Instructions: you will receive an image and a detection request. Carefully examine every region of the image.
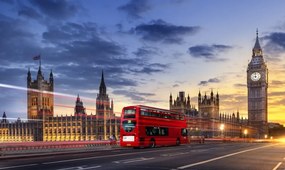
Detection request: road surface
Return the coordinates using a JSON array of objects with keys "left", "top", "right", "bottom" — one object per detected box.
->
[{"left": 1, "top": 142, "right": 285, "bottom": 170}]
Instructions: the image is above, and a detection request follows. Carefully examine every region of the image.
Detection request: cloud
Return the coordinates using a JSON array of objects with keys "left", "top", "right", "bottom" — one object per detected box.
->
[
  {"left": 263, "top": 32, "right": 285, "bottom": 61},
  {"left": 112, "top": 89, "right": 158, "bottom": 102},
  {"left": 188, "top": 44, "right": 232, "bottom": 62},
  {"left": 0, "top": 0, "right": 14, "bottom": 5},
  {"left": 118, "top": 0, "right": 151, "bottom": 19},
  {"left": 18, "top": 5, "right": 42, "bottom": 20},
  {"left": 40, "top": 22, "right": 170, "bottom": 91},
  {"left": 270, "top": 80, "right": 285, "bottom": 88},
  {"left": 264, "top": 32, "right": 285, "bottom": 51},
  {"left": 172, "top": 84, "right": 179, "bottom": 88},
  {"left": 198, "top": 78, "right": 220, "bottom": 86},
  {"left": 0, "top": 13, "right": 40, "bottom": 65},
  {"left": 133, "top": 46, "right": 159, "bottom": 57},
  {"left": 234, "top": 83, "right": 247, "bottom": 88},
  {"left": 132, "top": 19, "right": 200, "bottom": 44},
  {"left": 30, "top": 0, "right": 78, "bottom": 20},
  {"left": 130, "top": 63, "right": 169, "bottom": 74}
]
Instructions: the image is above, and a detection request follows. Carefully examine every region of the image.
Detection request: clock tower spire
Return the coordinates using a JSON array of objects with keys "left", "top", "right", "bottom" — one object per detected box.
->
[{"left": 247, "top": 29, "right": 268, "bottom": 137}]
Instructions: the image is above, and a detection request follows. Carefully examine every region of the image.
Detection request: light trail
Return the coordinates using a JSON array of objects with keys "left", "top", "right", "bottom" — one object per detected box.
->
[
  {"left": 0, "top": 83, "right": 96, "bottom": 102},
  {"left": 0, "top": 82, "right": 122, "bottom": 116}
]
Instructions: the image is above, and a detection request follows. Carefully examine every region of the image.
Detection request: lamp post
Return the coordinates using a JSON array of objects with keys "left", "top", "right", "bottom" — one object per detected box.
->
[
  {"left": 220, "top": 124, "right": 225, "bottom": 138},
  {"left": 244, "top": 129, "right": 248, "bottom": 141}
]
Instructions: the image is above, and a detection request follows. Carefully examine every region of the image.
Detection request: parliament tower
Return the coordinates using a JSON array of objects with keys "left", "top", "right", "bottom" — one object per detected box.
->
[
  {"left": 96, "top": 71, "right": 116, "bottom": 140},
  {"left": 247, "top": 30, "right": 268, "bottom": 137},
  {"left": 27, "top": 65, "right": 54, "bottom": 120}
]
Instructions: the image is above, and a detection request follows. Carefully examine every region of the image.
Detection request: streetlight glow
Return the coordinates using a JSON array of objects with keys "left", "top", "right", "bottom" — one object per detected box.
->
[{"left": 220, "top": 124, "right": 225, "bottom": 131}]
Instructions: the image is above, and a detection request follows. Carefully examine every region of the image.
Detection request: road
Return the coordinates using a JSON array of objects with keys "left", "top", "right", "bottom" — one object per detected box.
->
[{"left": 1, "top": 142, "right": 285, "bottom": 170}]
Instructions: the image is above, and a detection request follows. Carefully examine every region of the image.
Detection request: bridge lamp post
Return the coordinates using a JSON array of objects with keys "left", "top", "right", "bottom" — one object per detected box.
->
[
  {"left": 220, "top": 124, "right": 225, "bottom": 138},
  {"left": 244, "top": 129, "right": 248, "bottom": 138}
]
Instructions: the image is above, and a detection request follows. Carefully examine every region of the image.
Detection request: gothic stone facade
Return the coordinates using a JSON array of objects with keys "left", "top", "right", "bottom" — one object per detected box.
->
[
  {"left": 247, "top": 31, "right": 268, "bottom": 137},
  {"left": 0, "top": 67, "right": 120, "bottom": 142},
  {"left": 169, "top": 91, "right": 257, "bottom": 138}
]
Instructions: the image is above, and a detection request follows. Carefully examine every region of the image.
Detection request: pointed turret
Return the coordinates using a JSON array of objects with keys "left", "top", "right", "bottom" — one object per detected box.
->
[
  {"left": 99, "top": 70, "right": 107, "bottom": 95},
  {"left": 169, "top": 93, "right": 173, "bottom": 107},
  {"left": 37, "top": 65, "right": 43, "bottom": 80},
  {"left": 74, "top": 94, "right": 85, "bottom": 115},
  {"left": 211, "top": 89, "right": 214, "bottom": 100},
  {"left": 1, "top": 112, "right": 7, "bottom": 123},
  {"left": 49, "top": 69, "right": 53, "bottom": 83},
  {"left": 187, "top": 94, "right": 190, "bottom": 106},
  {"left": 198, "top": 90, "right": 201, "bottom": 103},
  {"left": 252, "top": 29, "right": 263, "bottom": 57},
  {"left": 27, "top": 68, "right": 31, "bottom": 86},
  {"left": 76, "top": 94, "right": 80, "bottom": 102}
]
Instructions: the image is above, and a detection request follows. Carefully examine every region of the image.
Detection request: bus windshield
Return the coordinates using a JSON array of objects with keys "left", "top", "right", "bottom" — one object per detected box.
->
[
  {"left": 122, "top": 120, "right": 136, "bottom": 132},
  {"left": 123, "top": 109, "right": 136, "bottom": 118}
]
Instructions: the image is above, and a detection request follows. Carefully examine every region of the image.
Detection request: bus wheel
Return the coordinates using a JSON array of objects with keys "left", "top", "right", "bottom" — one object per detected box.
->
[
  {"left": 149, "top": 139, "right": 156, "bottom": 148},
  {"left": 176, "top": 138, "right": 180, "bottom": 146}
]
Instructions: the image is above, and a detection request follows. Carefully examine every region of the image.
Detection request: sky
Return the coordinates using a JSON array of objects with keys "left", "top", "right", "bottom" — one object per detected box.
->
[{"left": 0, "top": 0, "right": 285, "bottom": 125}]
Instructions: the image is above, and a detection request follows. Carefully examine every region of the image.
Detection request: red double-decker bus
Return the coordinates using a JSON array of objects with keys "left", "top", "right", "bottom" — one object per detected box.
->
[{"left": 120, "top": 105, "right": 188, "bottom": 148}]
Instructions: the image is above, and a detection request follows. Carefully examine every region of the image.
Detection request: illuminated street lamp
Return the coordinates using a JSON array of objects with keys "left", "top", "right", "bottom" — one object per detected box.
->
[
  {"left": 264, "top": 134, "right": 268, "bottom": 139},
  {"left": 244, "top": 129, "right": 248, "bottom": 138},
  {"left": 220, "top": 124, "right": 225, "bottom": 138}
]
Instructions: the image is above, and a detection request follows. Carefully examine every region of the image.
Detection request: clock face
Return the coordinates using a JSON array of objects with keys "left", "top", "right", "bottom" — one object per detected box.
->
[{"left": 251, "top": 72, "right": 261, "bottom": 81}]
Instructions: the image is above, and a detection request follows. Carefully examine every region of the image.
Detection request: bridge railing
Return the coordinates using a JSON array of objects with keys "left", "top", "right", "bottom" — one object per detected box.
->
[{"left": 0, "top": 140, "right": 119, "bottom": 157}]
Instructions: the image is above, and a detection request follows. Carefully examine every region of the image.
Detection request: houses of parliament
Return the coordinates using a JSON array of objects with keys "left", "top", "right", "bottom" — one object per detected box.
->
[
  {"left": 0, "top": 31, "right": 268, "bottom": 142},
  {"left": 0, "top": 65, "right": 120, "bottom": 142}
]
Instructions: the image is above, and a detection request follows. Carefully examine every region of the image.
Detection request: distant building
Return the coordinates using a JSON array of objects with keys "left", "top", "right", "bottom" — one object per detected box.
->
[
  {"left": 169, "top": 90, "right": 254, "bottom": 138},
  {"left": 198, "top": 90, "right": 219, "bottom": 119},
  {"left": 169, "top": 91, "right": 198, "bottom": 116}
]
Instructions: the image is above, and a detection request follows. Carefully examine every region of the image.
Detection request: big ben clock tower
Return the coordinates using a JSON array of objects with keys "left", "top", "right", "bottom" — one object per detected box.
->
[{"left": 247, "top": 30, "right": 268, "bottom": 137}]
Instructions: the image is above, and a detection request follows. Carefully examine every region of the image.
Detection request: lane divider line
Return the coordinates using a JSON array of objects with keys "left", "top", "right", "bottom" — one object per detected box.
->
[
  {"left": 0, "top": 164, "right": 38, "bottom": 170},
  {"left": 272, "top": 162, "right": 282, "bottom": 170},
  {"left": 177, "top": 144, "right": 279, "bottom": 169}
]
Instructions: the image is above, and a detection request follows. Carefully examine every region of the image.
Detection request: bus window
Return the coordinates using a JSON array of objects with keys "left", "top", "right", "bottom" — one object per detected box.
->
[
  {"left": 160, "top": 127, "right": 168, "bottom": 136},
  {"left": 140, "top": 110, "right": 148, "bottom": 116},
  {"left": 181, "top": 128, "right": 187, "bottom": 136},
  {"left": 124, "top": 109, "right": 136, "bottom": 118},
  {"left": 122, "top": 120, "right": 136, "bottom": 132},
  {"left": 146, "top": 127, "right": 168, "bottom": 136}
]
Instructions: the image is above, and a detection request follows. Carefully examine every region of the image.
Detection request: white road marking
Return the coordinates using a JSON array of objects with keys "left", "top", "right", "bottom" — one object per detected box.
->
[
  {"left": 43, "top": 147, "right": 179, "bottom": 165},
  {"left": 57, "top": 165, "right": 101, "bottom": 170},
  {"left": 113, "top": 157, "right": 154, "bottom": 164},
  {"left": 161, "top": 152, "right": 189, "bottom": 157},
  {"left": 123, "top": 157, "right": 154, "bottom": 163},
  {"left": 0, "top": 164, "right": 38, "bottom": 170},
  {"left": 272, "top": 162, "right": 282, "bottom": 170},
  {"left": 177, "top": 144, "right": 279, "bottom": 169}
]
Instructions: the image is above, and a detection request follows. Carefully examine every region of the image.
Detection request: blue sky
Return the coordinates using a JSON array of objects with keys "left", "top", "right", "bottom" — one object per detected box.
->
[{"left": 0, "top": 0, "right": 285, "bottom": 125}]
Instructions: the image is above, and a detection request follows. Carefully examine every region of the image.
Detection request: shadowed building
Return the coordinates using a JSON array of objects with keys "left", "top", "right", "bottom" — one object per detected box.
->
[
  {"left": 170, "top": 90, "right": 256, "bottom": 138},
  {"left": 169, "top": 91, "right": 198, "bottom": 116},
  {"left": 198, "top": 90, "right": 219, "bottom": 119}
]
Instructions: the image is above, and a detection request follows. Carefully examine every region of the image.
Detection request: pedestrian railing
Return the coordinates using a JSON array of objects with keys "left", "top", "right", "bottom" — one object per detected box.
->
[{"left": 0, "top": 140, "right": 119, "bottom": 157}]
